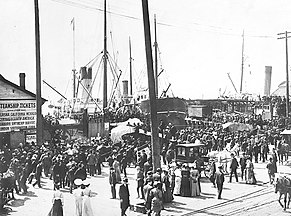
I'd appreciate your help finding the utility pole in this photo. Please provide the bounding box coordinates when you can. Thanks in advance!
[240,30,245,93]
[34,0,43,145]
[154,14,158,98]
[278,31,291,117]
[141,0,160,171]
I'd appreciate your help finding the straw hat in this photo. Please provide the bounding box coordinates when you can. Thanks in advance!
[74,178,82,186]
[82,179,90,186]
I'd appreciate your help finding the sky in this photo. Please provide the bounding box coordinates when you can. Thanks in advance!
[1,0,291,105]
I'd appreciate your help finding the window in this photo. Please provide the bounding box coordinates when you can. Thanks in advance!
[177,147,185,156]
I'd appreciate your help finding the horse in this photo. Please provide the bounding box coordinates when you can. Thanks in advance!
[274,175,291,211]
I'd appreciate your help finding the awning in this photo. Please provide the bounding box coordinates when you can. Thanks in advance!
[281,129,291,135]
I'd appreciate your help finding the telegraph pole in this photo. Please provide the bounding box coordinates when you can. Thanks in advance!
[34,0,43,145]
[278,31,291,117]
[154,14,158,98]
[141,0,160,171]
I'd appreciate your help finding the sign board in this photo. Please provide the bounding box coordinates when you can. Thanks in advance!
[188,106,203,117]
[0,100,36,132]
[26,134,36,143]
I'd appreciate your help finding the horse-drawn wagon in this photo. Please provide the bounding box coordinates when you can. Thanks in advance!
[174,142,211,177]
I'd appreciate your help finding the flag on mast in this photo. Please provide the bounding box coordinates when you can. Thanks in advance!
[71,18,75,30]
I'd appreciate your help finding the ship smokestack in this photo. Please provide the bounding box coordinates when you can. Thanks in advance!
[19,73,26,89]
[264,66,272,96]
[122,80,129,97]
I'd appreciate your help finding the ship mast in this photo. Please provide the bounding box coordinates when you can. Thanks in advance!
[103,0,108,109]
[72,18,76,99]
[240,30,245,94]
[129,37,133,96]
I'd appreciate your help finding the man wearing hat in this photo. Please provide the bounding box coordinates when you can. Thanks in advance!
[109,167,117,199]
[119,177,130,216]
[239,152,247,181]
[229,153,239,183]
[215,165,225,199]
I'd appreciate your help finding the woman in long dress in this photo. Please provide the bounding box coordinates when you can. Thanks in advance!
[82,180,94,216]
[113,158,121,183]
[180,165,191,197]
[47,183,64,216]
[162,170,173,203]
[245,158,256,184]
[173,166,182,196]
[190,166,200,197]
[150,182,163,216]
[73,179,83,216]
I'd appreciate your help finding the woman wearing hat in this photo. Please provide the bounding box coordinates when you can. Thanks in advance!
[73,179,83,216]
[47,183,64,216]
[82,179,94,216]
[150,181,163,216]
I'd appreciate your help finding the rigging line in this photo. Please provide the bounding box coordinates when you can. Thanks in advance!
[107,53,121,79]
[110,31,117,63]
[64,73,71,97]
[107,56,122,91]
[107,59,122,106]
[72,67,82,111]
[107,58,118,99]
[108,70,122,107]
[79,80,102,111]
[84,57,103,106]
[86,52,103,68]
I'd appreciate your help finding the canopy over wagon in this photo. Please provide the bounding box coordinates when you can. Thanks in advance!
[175,142,205,164]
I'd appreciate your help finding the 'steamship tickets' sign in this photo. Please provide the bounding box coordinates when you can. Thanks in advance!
[0,100,36,132]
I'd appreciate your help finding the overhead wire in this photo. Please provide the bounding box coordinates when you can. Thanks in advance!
[51,0,276,39]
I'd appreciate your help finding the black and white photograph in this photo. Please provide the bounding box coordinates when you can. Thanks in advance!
[1,0,291,215]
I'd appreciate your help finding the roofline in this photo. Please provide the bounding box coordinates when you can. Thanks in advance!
[0,74,47,102]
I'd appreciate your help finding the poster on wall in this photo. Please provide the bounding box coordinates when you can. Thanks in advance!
[0,100,36,132]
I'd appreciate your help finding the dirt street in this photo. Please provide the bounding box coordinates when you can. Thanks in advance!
[1,160,291,216]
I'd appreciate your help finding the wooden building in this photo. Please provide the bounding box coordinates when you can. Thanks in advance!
[0,73,46,148]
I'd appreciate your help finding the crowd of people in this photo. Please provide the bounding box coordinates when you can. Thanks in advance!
[0,106,291,215]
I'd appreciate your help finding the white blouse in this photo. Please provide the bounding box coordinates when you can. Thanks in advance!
[53,190,64,205]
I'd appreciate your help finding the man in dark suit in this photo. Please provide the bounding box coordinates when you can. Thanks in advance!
[239,152,247,180]
[119,177,130,216]
[215,165,225,199]
[109,167,117,199]
[32,161,42,188]
[229,153,239,183]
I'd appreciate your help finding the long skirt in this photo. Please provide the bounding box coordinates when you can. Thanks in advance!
[190,180,200,197]
[48,199,63,216]
[173,176,181,195]
[75,197,83,216]
[163,187,173,203]
[245,168,256,184]
[180,178,191,197]
[82,196,94,216]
